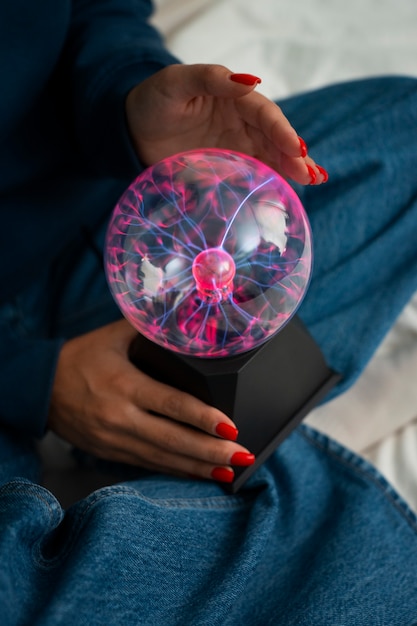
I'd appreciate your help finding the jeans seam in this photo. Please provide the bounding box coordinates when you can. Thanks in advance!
[0,480,60,520]
[33,484,256,569]
[33,486,133,569]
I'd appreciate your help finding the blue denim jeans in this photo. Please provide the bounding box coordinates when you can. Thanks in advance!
[1,76,417,625]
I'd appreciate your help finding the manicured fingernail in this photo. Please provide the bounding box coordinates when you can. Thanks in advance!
[231,452,256,466]
[230,73,262,86]
[216,423,239,441]
[316,165,329,183]
[306,164,317,185]
[298,136,308,158]
[211,467,235,483]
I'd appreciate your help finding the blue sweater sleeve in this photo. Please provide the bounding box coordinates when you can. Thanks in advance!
[0,334,64,438]
[62,0,180,178]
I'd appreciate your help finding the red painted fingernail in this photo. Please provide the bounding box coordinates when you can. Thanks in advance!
[231,452,256,466]
[298,136,308,158]
[306,164,317,185]
[230,73,262,86]
[211,467,235,483]
[216,423,239,441]
[316,165,329,183]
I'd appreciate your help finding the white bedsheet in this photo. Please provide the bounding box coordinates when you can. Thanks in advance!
[152,0,417,511]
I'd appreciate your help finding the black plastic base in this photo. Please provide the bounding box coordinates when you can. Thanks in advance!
[129,316,341,492]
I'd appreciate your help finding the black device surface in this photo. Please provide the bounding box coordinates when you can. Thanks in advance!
[129,315,341,493]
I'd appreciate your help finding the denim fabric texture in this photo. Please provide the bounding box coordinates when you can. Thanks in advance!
[1,428,417,625]
[1,76,417,625]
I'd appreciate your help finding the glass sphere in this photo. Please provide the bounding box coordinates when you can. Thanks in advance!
[105,148,312,358]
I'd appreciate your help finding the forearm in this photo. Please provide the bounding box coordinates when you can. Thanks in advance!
[61,0,180,177]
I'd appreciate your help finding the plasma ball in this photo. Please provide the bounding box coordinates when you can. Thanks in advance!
[192,248,236,303]
[104,148,313,357]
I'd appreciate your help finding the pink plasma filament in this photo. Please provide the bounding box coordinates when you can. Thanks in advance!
[192,247,236,303]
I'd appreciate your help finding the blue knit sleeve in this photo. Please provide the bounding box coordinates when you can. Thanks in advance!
[62,0,180,178]
[0,333,64,438]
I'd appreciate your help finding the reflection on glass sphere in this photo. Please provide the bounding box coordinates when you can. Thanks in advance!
[105,148,312,357]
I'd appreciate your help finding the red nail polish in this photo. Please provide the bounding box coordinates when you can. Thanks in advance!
[216,423,239,441]
[230,73,262,86]
[306,164,317,185]
[230,452,256,466]
[211,467,235,483]
[316,165,329,183]
[298,136,308,158]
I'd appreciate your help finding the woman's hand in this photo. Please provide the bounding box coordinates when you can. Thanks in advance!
[48,320,254,483]
[126,63,327,185]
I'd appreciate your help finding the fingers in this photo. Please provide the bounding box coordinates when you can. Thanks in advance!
[119,362,256,482]
[83,382,255,483]
[281,153,329,185]
[245,124,328,185]
[179,63,329,184]
[49,320,256,485]
[125,377,256,483]
[169,63,259,99]
[181,64,303,158]
[127,410,247,464]
[238,99,329,184]
[97,414,254,483]
[128,63,328,186]
[135,372,234,436]
[236,92,302,158]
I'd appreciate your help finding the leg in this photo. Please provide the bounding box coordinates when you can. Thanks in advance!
[2,428,417,625]
[280,76,417,398]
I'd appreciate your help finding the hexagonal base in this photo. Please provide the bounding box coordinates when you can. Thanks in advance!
[129,316,340,492]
